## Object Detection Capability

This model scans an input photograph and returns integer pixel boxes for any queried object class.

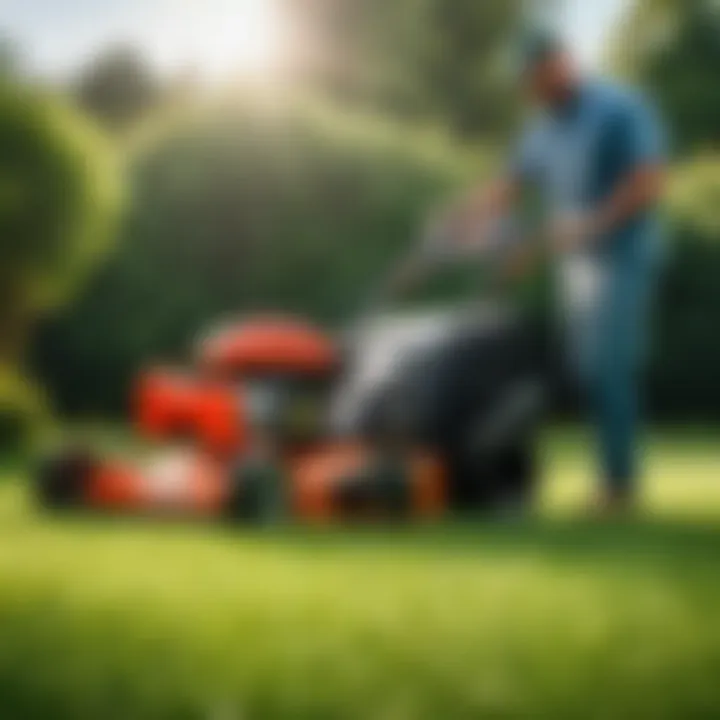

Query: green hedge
[0,368,49,461]
[0,85,121,310]
[0,85,120,453]
[647,158,720,421]
[649,229,720,422]
[32,115,720,422]
[33,101,468,415]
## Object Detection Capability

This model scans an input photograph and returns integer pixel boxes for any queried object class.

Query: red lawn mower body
[39,317,447,522]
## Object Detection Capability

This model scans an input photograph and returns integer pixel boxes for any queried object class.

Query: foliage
[0,87,121,325]
[610,0,720,151]
[32,100,470,415]
[292,0,523,138]
[607,0,677,76]
[0,86,120,451]
[0,367,49,459]
[649,247,720,420]
[668,154,720,235]
[631,155,720,421]
[74,46,161,131]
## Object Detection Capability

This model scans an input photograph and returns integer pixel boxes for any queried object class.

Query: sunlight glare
[162,0,287,81]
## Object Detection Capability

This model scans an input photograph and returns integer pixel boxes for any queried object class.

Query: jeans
[561,240,658,494]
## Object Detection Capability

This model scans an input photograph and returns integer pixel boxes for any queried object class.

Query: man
[438,31,668,512]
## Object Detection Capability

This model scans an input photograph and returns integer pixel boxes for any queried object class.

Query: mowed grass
[0,430,719,719]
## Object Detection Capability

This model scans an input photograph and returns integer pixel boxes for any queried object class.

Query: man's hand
[386,256,428,298]
[551,211,598,254]
[498,242,541,284]
[368,255,428,313]
[437,177,519,252]
[552,164,666,254]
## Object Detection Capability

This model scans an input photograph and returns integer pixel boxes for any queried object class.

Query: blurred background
[2,3,720,719]
[1,0,718,449]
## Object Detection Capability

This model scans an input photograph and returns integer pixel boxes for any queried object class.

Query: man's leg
[591,337,639,499]
[588,256,654,501]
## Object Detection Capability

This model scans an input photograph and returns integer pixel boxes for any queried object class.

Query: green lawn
[0,430,719,719]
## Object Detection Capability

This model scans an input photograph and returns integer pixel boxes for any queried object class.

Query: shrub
[0,86,121,313]
[0,367,49,461]
[33,100,470,415]
[0,85,121,442]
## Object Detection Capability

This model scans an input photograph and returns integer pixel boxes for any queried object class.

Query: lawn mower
[36,225,547,523]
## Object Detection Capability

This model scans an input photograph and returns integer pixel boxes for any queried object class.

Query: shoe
[585,488,637,519]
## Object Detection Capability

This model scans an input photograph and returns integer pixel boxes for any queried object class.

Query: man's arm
[455,176,519,229]
[438,175,523,256]
[591,163,666,238]
[556,95,668,251]
[382,175,521,299]
[555,163,666,252]
[387,121,541,294]
[442,120,543,252]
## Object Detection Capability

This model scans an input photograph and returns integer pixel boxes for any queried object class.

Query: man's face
[524,50,576,108]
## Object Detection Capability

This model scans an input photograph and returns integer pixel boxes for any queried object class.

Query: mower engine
[36,317,446,522]
[332,302,546,510]
[135,319,338,456]
[36,300,542,520]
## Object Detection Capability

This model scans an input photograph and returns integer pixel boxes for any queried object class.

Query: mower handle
[362,210,526,318]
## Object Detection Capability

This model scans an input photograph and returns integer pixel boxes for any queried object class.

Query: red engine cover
[133,317,336,456]
[199,317,338,376]
[134,370,246,456]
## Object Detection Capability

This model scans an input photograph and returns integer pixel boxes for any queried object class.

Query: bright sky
[0,0,628,80]
[557,0,627,70]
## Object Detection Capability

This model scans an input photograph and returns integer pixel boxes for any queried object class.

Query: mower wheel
[334,459,412,520]
[36,448,96,510]
[225,460,252,522]
[457,438,538,514]
[225,456,286,523]
[492,442,537,512]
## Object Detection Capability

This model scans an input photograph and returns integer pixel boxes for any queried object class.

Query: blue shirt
[511,80,667,262]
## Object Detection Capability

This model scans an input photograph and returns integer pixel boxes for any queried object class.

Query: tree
[609,0,720,151]
[290,0,523,138]
[74,45,160,130]
[0,87,121,365]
